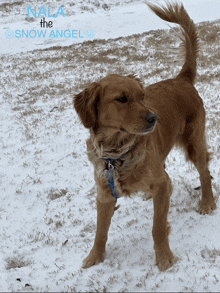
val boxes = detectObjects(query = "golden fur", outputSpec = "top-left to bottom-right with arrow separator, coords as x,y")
74,2 -> 216,271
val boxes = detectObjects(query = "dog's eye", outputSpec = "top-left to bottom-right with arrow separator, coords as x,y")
116,96 -> 128,103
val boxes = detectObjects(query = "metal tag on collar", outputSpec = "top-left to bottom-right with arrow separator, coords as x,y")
104,169 -> 114,180
107,160 -> 114,170
104,160 -> 115,180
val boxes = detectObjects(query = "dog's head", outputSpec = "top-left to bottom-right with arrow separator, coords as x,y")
74,74 -> 157,135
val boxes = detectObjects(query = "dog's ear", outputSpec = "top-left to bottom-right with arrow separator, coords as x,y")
127,74 -> 144,89
74,83 -> 101,129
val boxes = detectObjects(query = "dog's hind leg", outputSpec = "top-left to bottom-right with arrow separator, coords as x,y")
181,121 -> 216,214
189,143 -> 216,214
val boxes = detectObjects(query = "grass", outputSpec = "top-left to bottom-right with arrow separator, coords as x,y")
48,188 -> 68,200
1,13 -> 220,292
0,0 -> 134,20
2,20 -> 220,103
201,247 -> 220,263
6,254 -> 31,270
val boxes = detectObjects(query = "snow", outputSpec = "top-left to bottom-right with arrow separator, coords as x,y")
1,0 -> 220,55
0,0 -> 220,292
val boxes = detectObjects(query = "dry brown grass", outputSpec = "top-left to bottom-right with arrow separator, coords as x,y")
6,255 -> 31,270
1,19 -> 220,114
1,18 -> 219,129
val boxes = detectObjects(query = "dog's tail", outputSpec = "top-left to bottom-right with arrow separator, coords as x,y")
147,2 -> 198,84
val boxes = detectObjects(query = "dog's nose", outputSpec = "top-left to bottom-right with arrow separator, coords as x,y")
145,112 -> 158,126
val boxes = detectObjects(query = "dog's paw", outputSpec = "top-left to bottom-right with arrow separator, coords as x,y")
82,250 -> 104,269
199,199 -> 217,215
156,250 -> 176,271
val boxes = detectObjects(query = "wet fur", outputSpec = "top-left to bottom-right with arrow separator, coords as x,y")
74,2 -> 216,271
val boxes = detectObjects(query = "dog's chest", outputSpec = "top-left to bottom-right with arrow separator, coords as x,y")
114,162 -> 153,197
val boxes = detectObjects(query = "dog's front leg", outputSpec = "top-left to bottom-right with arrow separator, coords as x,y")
83,184 -> 115,268
152,173 -> 176,271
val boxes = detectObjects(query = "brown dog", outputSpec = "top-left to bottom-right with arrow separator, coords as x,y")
74,2 -> 216,271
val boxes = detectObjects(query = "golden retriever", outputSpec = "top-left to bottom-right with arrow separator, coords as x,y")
74,2 -> 216,271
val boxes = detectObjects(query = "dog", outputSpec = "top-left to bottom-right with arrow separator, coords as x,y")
74,2 -> 216,271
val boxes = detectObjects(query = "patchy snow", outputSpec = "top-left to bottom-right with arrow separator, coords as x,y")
0,0 -> 220,292
1,0 -> 220,55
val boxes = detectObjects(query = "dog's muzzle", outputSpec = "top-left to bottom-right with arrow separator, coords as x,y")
120,112 -> 158,134
145,112 -> 158,130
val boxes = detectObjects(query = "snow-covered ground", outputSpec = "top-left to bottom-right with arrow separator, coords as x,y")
1,0 -> 220,55
1,0 -> 220,292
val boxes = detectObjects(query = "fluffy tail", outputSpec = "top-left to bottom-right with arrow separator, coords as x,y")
147,2 -> 198,84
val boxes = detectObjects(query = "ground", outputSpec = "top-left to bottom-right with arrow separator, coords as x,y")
0,0 -> 220,292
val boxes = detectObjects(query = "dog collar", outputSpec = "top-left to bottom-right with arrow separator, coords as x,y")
102,150 -> 130,203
